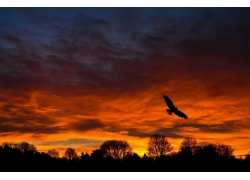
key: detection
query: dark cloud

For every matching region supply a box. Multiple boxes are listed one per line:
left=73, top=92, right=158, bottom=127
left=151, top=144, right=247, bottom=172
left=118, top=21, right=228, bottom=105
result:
left=3, top=7, right=249, bottom=99
left=70, top=118, right=105, bottom=132
left=138, top=35, right=170, bottom=55
left=120, top=118, right=250, bottom=139
left=171, top=119, right=250, bottom=134
left=0, top=132, right=14, bottom=137
left=0, top=100, right=66, bottom=134
left=0, top=122, right=66, bottom=134
left=124, top=128, right=151, bottom=138
left=74, top=13, right=112, bottom=32
left=121, top=127, right=184, bottom=139
left=0, top=110, right=66, bottom=134
left=3, top=34, right=21, bottom=43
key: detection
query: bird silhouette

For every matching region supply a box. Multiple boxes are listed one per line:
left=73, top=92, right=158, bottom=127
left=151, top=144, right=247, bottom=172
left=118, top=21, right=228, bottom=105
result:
left=163, top=95, right=188, bottom=119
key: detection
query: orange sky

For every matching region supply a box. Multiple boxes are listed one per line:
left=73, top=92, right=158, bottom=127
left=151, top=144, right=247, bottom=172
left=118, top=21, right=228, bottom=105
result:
left=1, top=77, right=250, bottom=157
left=1, top=8, right=250, bottom=157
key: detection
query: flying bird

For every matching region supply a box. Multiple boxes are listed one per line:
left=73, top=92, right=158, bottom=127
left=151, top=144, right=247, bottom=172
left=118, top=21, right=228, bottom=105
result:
left=163, top=95, right=188, bottom=120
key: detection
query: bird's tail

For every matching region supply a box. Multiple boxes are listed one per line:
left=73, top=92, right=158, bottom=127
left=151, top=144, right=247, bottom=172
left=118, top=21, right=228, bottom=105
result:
left=166, top=109, right=172, bottom=115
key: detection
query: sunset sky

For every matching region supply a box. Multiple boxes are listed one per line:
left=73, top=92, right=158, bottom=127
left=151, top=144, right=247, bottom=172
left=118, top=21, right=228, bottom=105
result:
left=1, top=7, right=250, bottom=157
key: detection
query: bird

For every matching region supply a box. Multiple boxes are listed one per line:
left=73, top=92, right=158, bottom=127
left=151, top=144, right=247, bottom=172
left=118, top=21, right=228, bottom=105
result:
left=163, top=95, right=188, bottom=119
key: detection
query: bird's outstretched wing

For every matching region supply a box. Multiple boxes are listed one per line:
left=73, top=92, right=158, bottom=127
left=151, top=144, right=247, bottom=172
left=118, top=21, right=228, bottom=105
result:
left=174, top=109, right=188, bottom=119
left=163, top=95, right=175, bottom=109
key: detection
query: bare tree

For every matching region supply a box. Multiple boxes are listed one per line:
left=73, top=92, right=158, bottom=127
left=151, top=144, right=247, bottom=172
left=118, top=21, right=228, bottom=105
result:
left=48, top=149, right=60, bottom=158
left=100, top=140, right=132, bottom=159
left=179, top=137, right=198, bottom=156
left=147, top=134, right=173, bottom=159
left=215, top=143, right=234, bottom=159
left=63, top=148, right=78, bottom=160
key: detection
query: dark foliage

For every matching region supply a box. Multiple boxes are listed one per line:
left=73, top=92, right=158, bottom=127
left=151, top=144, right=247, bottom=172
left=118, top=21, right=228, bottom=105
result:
left=100, top=140, right=132, bottom=159
left=1, top=140, right=250, bottom=172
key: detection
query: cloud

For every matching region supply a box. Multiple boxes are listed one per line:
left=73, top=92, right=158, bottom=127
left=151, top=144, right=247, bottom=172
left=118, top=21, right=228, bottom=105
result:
left=3, top=34, right=21, bottom=43
left=3, top=7, right=249, bottom=101
left=69, top=118, right=105, bottom=132
left=116, top=118, right=250, bottom=139
left=0, top=122, right=65, bottom=134
left=36, top=138, right=104, bottom=147
left=172, top=119, right=250, bottom=134
left=123, top=127, right=184, bottom=139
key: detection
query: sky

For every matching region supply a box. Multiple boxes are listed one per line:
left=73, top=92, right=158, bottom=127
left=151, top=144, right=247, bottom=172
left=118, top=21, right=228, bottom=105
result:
left=0, top=7, right=250, bottom=157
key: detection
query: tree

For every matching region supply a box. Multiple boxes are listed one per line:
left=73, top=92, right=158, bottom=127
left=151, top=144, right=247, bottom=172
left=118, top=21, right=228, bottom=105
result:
left=63, top=148, right=78, bottom=160
left=123, top=153, right=141, bottom=163
left=195, top=141, right=218, bottom=159
left=147, top=134, right=173, bottom=159
left=179, top=137, right=198, bottom=156
left=91, top=149, right=105, bottom=159
left=80, top=152, right=89, bottom=158
left=48, top=149, right=60, bottom=158
left=17, top=142, right=37, bottom=153
left=194, top=142, right=235, bottom=159
left=100, top=140, right=132, bottom=159
left=215, top=143, right=234, bottom=159
left=245, top=151, right=250, bottom=161
left=80, top=152, right=90, bottom=161
left=1, top=142, right=17, bottom=149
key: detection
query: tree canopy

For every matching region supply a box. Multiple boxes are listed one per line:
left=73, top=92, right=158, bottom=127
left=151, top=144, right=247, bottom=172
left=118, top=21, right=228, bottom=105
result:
left=63, top=148, right=78, bottom=160
left=100, top=140, right=132, bottom=159
left=147, top=134, right=173, bottom=158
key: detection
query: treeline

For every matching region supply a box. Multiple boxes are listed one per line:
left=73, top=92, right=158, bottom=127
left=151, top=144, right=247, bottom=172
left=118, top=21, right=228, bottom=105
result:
left=1, top=134, right=250, bottom=171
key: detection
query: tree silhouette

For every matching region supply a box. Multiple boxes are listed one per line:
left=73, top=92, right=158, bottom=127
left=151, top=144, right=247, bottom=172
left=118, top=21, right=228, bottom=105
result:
left=91, top=149, right=105, bottom=159
left=100, top=140, right=132, bottom=159
left=245, top=151, right=250, bottom=160
left=215, top=143, right=234, bottom=159
left=63, top=148, right=78, bottom=160
left=147, top=134, right=173, bottom=159
left=16, top=142, right=37, bottom=153
left=123, top=152, right=140, bottom=161
left=1, top=142, right=17, bottom=149
left=194, top=142, right=235, bottom=160
left=79, top=152, right=90, bottom=162
left=195, top=141, right=218, bottom=159
left=0, top=138, right=247, bottom=171
left=48, top=149, right=60, bottom=158
left=179, top=137, right=197, bottom=156
left=80, top=152, right=90, bottom=158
